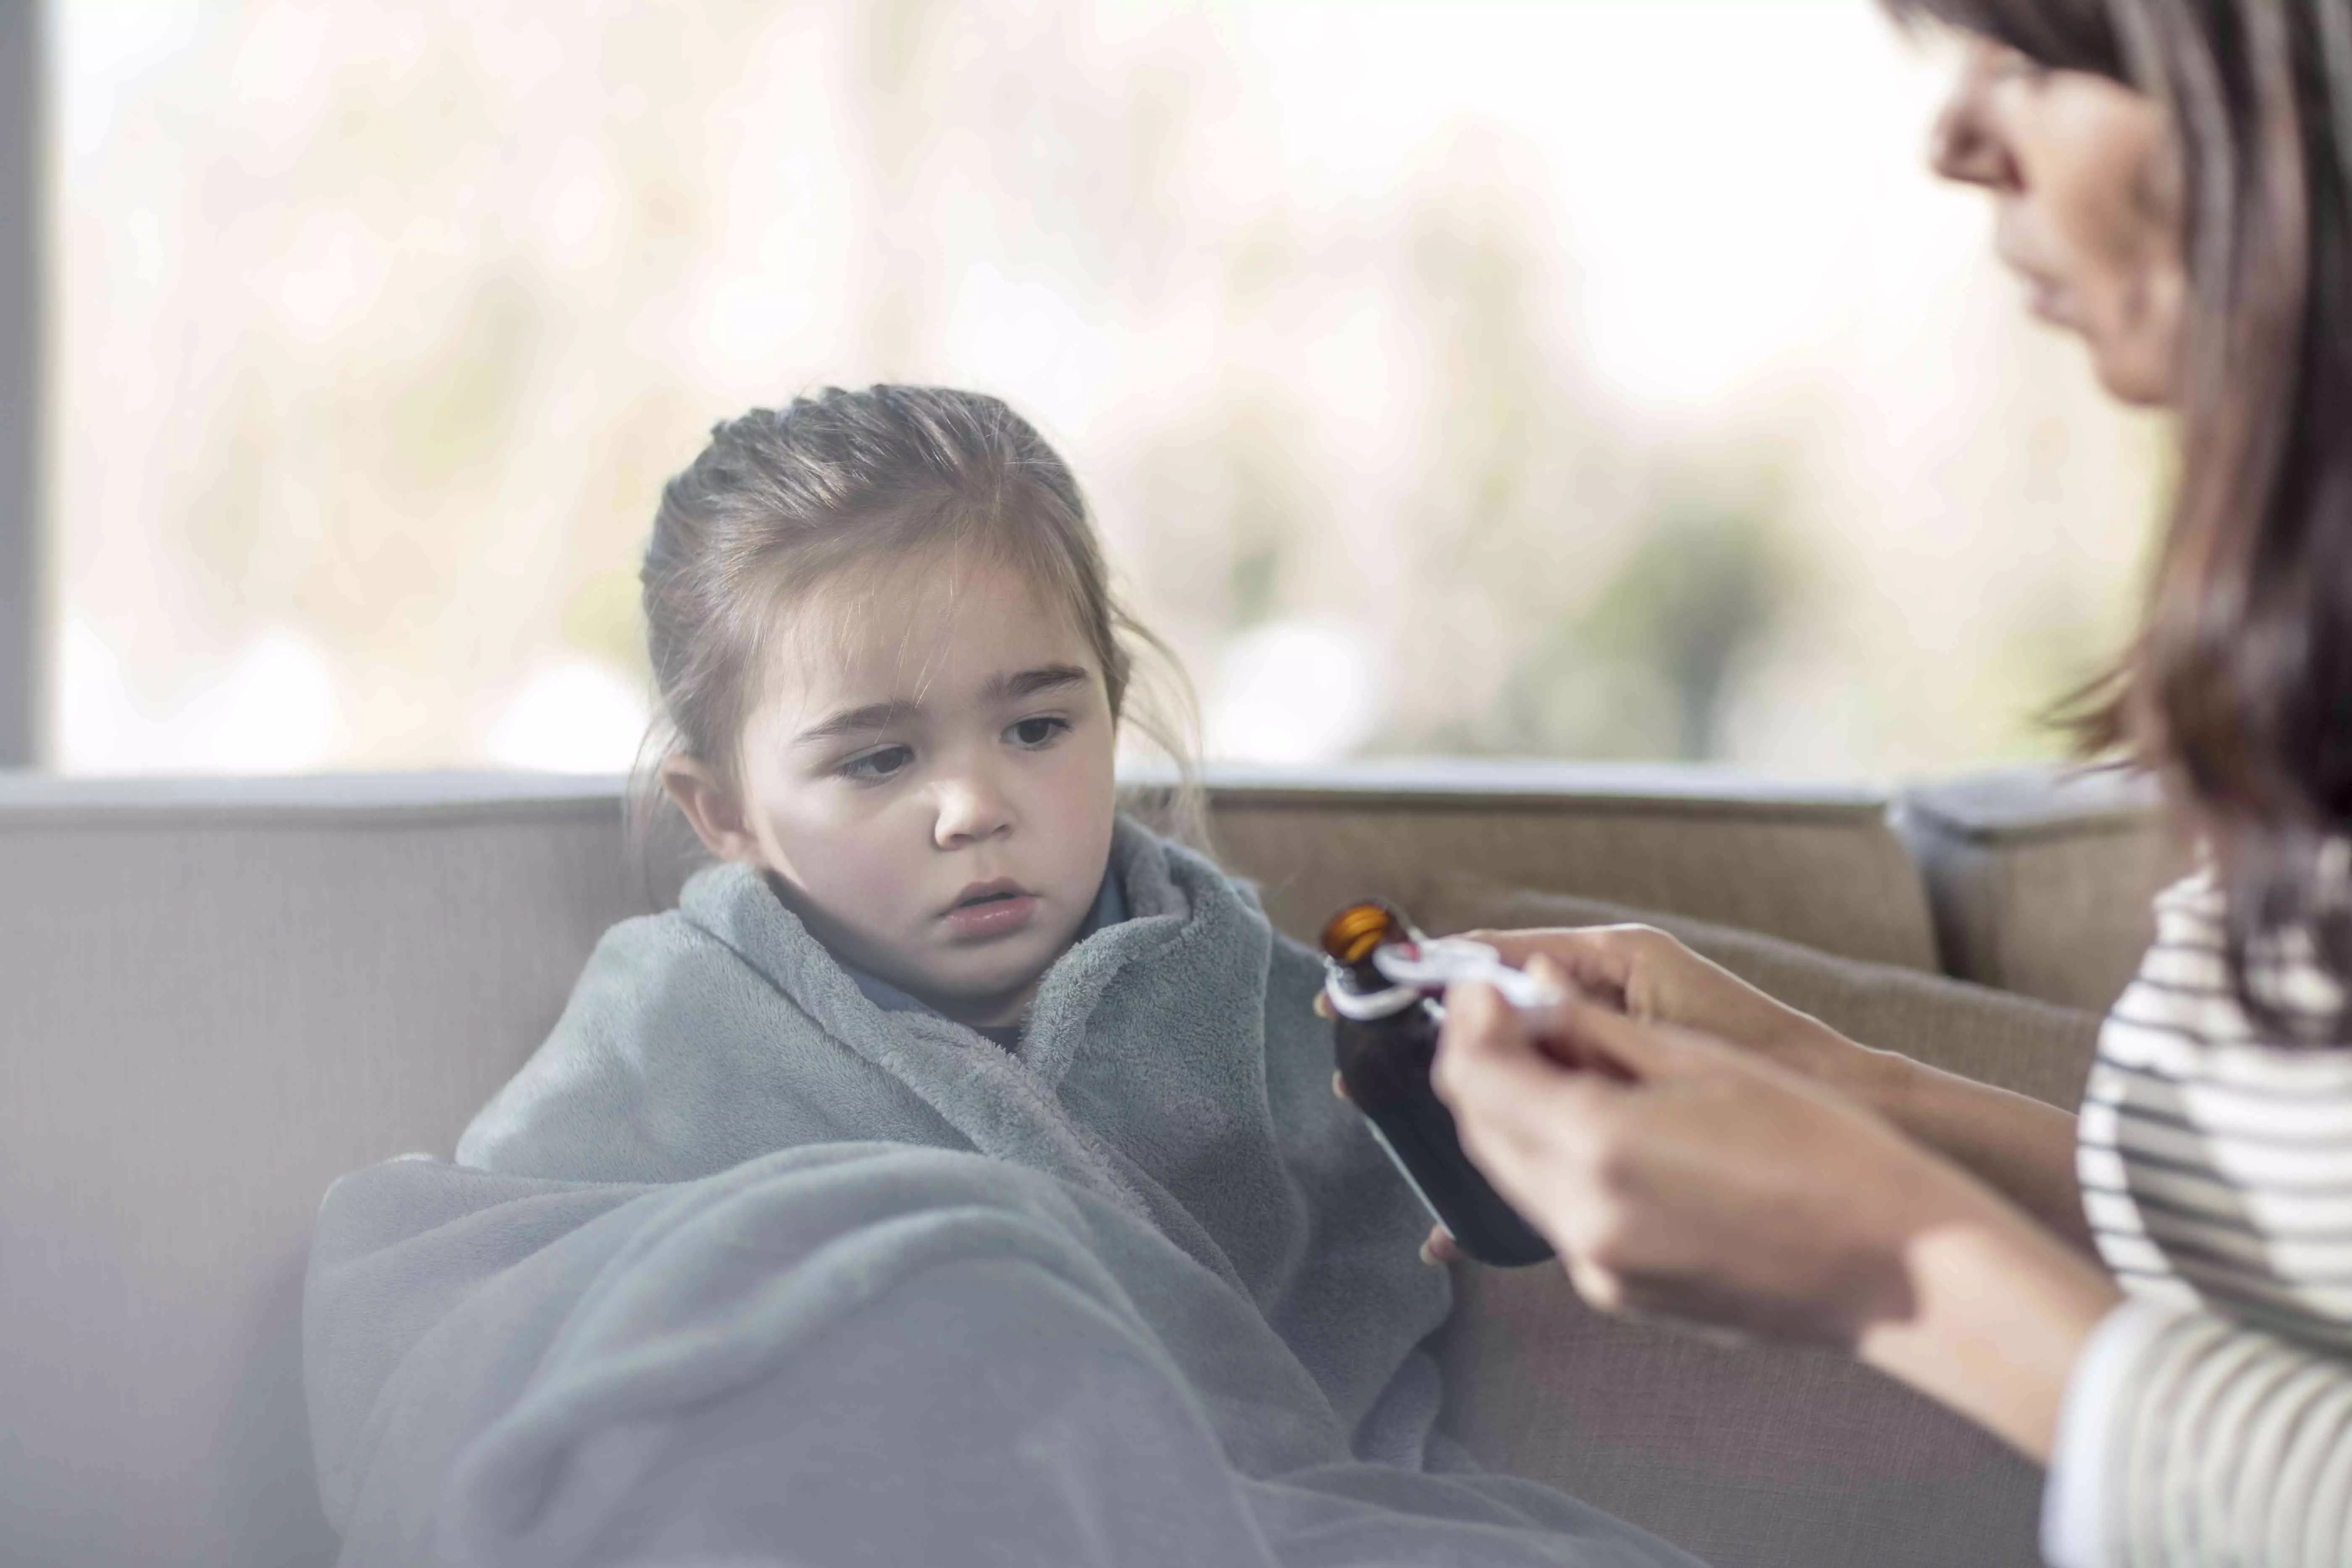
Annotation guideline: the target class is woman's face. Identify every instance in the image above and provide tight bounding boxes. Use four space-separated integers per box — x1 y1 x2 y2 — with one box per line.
1932 38 2186 405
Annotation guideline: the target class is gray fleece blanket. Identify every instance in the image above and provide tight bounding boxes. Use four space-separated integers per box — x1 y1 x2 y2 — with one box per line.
303 821 1699 1567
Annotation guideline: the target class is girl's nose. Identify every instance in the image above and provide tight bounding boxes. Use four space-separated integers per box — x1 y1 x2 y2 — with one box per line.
932 770 1015 849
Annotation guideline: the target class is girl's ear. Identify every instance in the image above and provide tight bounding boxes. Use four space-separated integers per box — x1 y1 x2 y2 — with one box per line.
662 756 761 864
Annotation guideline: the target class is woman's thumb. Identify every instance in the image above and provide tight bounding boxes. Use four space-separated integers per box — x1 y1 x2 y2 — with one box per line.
1488 957 1632 1080
1531 973 1716 1084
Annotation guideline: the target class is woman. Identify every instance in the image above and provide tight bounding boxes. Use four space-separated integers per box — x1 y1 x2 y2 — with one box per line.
1434 3 2352 1565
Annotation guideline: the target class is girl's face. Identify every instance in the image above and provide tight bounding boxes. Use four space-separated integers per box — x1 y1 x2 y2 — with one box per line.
1931 37 2187 406
666 549 1119 1028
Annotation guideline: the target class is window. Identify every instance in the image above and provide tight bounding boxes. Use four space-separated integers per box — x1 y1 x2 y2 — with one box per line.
1 0 37 768
44 0 2163 777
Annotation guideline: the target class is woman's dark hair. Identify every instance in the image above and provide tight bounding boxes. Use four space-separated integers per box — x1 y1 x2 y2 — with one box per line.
1882 0 2125 76
638 385 1200 838
1886 0 2352 1037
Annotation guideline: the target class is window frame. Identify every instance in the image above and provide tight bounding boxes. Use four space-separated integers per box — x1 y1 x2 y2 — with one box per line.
0 0 42 767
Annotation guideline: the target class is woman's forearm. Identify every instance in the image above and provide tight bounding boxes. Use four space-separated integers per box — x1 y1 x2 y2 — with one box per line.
1848 1048 2093 1252
1480 928 2097 1248
1859 1191 2122 1461
1434 977 2121 1461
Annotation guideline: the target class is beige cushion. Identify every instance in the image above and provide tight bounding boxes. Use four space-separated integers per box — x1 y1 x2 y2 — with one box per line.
1896 767 2189 1014
1195 761 1940 972
1421 880 2105 1568
0 774 655 1568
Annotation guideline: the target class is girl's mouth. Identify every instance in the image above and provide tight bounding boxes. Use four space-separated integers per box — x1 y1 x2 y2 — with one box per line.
942 881 1041 940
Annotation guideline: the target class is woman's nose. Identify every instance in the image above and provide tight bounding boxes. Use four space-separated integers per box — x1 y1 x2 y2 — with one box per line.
1929 63 2016 190
932 771 1015 848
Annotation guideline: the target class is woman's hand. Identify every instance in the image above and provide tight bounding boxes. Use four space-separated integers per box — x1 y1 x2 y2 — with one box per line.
1462 925 1896 1103
1432 968 2121 1460
1433 965 1963 1343
1447 925 2095 1249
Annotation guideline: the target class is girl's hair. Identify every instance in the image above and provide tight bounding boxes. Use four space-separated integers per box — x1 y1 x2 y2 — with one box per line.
637 384 1204 843
1885 0 2352 1039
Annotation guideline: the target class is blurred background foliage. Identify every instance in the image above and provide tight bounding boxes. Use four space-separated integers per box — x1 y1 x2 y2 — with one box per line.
50 0 2168 778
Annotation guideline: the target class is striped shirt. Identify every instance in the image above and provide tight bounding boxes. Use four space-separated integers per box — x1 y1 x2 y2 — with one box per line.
2047 872 2352 1567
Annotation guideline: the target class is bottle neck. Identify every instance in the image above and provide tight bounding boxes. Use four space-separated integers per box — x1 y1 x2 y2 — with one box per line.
1323 956 1423 1022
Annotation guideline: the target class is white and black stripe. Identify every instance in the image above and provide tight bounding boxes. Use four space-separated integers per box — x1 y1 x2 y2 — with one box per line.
2070 872 2352 1565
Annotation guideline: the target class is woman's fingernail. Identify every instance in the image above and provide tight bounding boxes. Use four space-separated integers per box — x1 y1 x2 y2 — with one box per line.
1418 1239 1441 1266
1332 1071 1348 1100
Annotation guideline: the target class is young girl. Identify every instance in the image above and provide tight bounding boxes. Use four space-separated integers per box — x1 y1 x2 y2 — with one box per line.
320 386 1694 1566
457 383 1449 1459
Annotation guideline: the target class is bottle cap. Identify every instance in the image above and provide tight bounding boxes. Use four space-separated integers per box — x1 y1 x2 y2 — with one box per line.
1320 900 1565 1016
1322 901 1410 967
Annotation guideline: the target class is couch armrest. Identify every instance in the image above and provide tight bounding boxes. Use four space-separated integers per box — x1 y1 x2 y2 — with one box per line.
1896 766 2190 1014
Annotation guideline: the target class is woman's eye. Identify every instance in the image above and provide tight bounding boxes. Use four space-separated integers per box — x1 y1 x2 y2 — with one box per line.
1991 49 2052 87
1008 716 1069 749
839 745 914 782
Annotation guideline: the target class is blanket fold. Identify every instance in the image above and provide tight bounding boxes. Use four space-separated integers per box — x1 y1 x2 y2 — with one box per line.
311 1148 1698 1567
305 822 1700 1566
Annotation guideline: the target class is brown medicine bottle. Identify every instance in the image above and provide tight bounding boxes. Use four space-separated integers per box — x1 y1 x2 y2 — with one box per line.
1320 902 1554 1268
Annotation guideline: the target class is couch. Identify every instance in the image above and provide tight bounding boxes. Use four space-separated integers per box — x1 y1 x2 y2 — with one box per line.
0 760 2186 1568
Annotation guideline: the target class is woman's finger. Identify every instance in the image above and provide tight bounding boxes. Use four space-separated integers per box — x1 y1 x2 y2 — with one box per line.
1430 1005 1612 1244
1433 978 1549 1087
1433 981 1626 1153
1468 927 1648 1008
1533 989 1737 1086
1439 967 1642 1087
1564 1256 1629 1315
1515 957 1638 1079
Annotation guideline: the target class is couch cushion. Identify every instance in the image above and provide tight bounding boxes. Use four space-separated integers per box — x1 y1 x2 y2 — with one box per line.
1441 1276 2043 1568
1196 760 1940 972
0 773 658 1568
1420 880 2104 1568
1896 765 2191 1014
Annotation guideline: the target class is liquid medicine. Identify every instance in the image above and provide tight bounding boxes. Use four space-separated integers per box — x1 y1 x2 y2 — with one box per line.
1320 901 1555 1268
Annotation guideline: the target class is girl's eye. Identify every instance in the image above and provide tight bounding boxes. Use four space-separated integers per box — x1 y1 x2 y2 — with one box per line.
839 745 914 783
1008 716 1070 749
